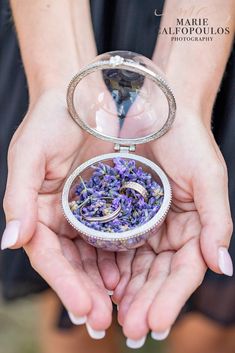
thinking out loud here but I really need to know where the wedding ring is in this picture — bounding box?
[80,197,121,223]
[120,182,148,201]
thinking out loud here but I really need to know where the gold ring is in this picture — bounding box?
[120,181,148,201]
[80,197,121,223]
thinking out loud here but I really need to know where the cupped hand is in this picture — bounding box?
[109,108,233,345]
[113,210,206,344]
[3,83,233,341]
[148,111,233,274]
[121,103,233,274]
[2,89,120,332]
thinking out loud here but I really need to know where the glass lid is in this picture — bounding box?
[67,51,176,145]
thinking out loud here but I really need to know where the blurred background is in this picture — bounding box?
[0,293,39,353]
[0,290,165,353]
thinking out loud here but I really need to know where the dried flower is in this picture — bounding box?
[70,158,164,233]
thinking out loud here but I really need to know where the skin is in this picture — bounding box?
[3,0,235,345]
[3,89,231,336]
[113,109,230,339]
[5,89,120,330]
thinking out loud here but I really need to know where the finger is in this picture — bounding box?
[148,239,206,333]
[97,249,120,291]
[117,245,155,326]
[24,223,92,318]
[194,162,233,275]
[61,236,113,332]
[2,141,45,249]
[122,251,172,340]
[75,238,113,331]
[75,238,105,290]
[37,193,78,240]
[113,249,135,304]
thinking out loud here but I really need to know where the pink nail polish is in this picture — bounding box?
[218,247,233,276]
[1,220,20,250]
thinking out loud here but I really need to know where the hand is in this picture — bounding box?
[108,108,233,346]
[149,111,233,274]
[112,210,206,344]
[2,89,120,333]
[122,102,233,274]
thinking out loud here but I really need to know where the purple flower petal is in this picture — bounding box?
[70,159,164,232]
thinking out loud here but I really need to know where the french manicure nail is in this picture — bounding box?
[107,290,114,296]
[86,323,105,339]
[1,220,20,250]
[218,247,233,276]
[126,336,146,349]
[68,312,87,325]
[151,328,170,341]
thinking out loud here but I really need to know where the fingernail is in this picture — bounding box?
[117,304,119,311]
[151,328,170,341]
[126,336,146,349]
[86,323,105,339]
[1,220,20,250]
[218,247,233,276]
[107,290,114,296]
[68,312,87,325]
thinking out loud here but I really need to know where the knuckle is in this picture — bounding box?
[7,144,16,164]
[97,256,111,266]
[210,162,227,180]
[26,249,37,269]
[120,270,131,279]
[221,163,228,181]
[196,274,204,288]
[28,255,37,270]
[26,251,36,269]
[8,139,23,162]
[8,130,33,164]
[3,191,15,214]
[28,248,46,271]
[225,218,233,237]
[82,257,97,270]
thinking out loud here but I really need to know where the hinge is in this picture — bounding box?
[114,144,136,152]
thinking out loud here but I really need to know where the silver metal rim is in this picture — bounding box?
[67,54,176,145]
[62,153,172,241]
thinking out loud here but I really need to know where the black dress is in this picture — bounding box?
[0,0,235,328]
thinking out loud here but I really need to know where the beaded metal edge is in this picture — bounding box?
[66,54,176,146]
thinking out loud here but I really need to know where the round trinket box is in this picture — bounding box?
[62,51,176,251]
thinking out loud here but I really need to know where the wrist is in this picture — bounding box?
[170,78,214,117]
[169,103,212,133]
[152,54,222,129]
[27,59,79,104]
[160,64,215,131]
[27,49,98,105]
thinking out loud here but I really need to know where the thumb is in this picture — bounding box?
[1,142,45,249]
[194,163,233,276]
